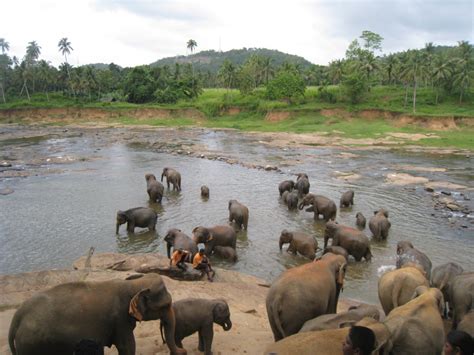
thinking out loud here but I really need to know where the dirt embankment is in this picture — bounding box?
[0,252,360,355]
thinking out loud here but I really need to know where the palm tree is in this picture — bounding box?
[58,37,75,97]
[424,42,435,86]
[453,40,473,103]
[21,41,42,101]
[218,59,236,90]
[261,56,274,84]
[187,39,197,54]
[382,54,398,85]
[0,38,9,54]
[26,41,41,63]
[432,54,452,105]
[402,50,427,113]
[327,60,344,84]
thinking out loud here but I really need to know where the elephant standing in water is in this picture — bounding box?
[396,241,432,280]
[450,272,474,328]
[8,274,185,355]
[282,190,298,210]
[228,199,249,230]
[278,180,295,196]
[161,167,182,191]
[164,228,198,259]
[279,230,318,260]
[266,253,347,340]
[369,208,391,240]
[145,173,164,203]
[192,225,237,255]
[201,185,209,198]
[431,262,464,317]
[298,193,337,222]
[160,298,232,355]
[324,221,372,262]
[339,190,354,208]
[116,207,157,234]
[295,173,310,197]
[355,212,366,229]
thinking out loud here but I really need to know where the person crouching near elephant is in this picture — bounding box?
[193,249,215,282]
[342,325,376,355]
[170,248,192,271]
[444,330,474,355]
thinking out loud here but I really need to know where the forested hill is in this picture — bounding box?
[149,48,314,73]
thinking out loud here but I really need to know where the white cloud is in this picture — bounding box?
[1,0,471,68]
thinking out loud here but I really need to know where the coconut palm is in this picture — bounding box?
[432,54,453,104]
[25,41,41,64]
[453,40,473,103]
[186,39,197,54]
[218,59,236,90]
[401,50,427,113]
[58,37,75,97]
[0,38,9,54]
[327,60,344,84]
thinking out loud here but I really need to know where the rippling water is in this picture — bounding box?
[1,129,473,304]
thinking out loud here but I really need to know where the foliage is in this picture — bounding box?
[266,71,306,102]
[123,66,155,103]
[342,72,367,104]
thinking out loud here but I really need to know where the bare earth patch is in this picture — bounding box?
[385,173,429,185]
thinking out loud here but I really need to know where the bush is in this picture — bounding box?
[318,86,337,103]
[266,71,306,103]
[342,72,368,104]
[123,67,155,103]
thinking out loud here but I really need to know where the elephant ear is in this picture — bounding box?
[129,288,151,321]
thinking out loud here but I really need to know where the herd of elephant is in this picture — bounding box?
[7,167,473,354]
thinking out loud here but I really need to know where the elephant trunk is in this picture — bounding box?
[298,201,304,210]
[167,243,172,258]
[279,240,284,250]
[161,306,185,354]
[161,173,165,182]
[223,319,232,331]
[323,234,330,249]
[115,223,120,234]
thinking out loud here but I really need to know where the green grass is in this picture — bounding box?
[116,116,197,127]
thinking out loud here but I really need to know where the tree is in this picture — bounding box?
[432,54,452,104]
[359,30,383,52]
[218,59,237,90]
[402,50,427,113]
[58,37,75,97]
[342,71,368,104]
[453,40,473,103]
[266,70,306,103]
[21,41,42,101]
[0,38,9,54]
[327,60,344,84]
[382,54,398,85]
[26,41,41,63]
[187,39,197,54]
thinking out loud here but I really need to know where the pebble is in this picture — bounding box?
[441,191,452,196]
[425,187,434,192]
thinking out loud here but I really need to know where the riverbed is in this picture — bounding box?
[0,125,473,304]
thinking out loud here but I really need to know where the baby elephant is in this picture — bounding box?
[355,212,366,229]
[282,190,298,210]
[340,190,354,208]
[116,207,157,234]
[279,230,318,260]
[369,208,391,240]
[160,298,232,355]
[278,180,295,196]
[201,185,210,198]
[145,173,164,203]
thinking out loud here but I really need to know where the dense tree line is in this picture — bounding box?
[0,33,472,109]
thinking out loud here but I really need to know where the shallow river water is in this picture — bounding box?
[1,127,473,304]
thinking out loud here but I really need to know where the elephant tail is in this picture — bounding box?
[8,310,21,355]
[391,279,402,310]
[159,320,166,344]
[270,297,286,339]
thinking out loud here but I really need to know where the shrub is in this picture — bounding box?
[266,71,306,103]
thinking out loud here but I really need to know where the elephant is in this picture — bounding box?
[299,304,380,332]
[278,180,295,196]
[282,190,298,210]
[116,207,157,234]
[192,225,237,255]
[279,229,318,260]
[295,173,310,197]
[8,274,185,355]
[431,262,464,317]
[213,246,238,262]
[323,221,372,262]
[298,193,337,222]
[161,167,182,191]
[369,208,391,240]
[450,272,474,328]
[340,190,354,208]
[458,310,474,337]
[323,246,349,261]
[201,185,209,199]
[145,173,164,203]
[355,212,366,229]
[396,241,432,280]
[378,265,429,315]
[266,253,347,340]
[160,298,232,355]
[228,199,249,230]
[164,228,198,259]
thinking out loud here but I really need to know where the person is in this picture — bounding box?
[444,330,474,355]
[193,248,215,282]
[73,339,104,355]
[342,325,376,355]
[170,248,191,271]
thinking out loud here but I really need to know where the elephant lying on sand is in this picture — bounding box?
[397,240,432,280]
[299,304,380,332]
[116,207,157,234]
[8,274,185,355]
[279,230,318,260]
[160,298,232,355]
[266,253,347,340]
[431,262,464,317]
[369,208,391,240]
[450,272,474,328]
[298,193,337,222]
[378,265,429,315]
[145,173,164,203]
[324,221,372,262]
[161,167,181,191]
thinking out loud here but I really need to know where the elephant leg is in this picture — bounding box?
[176,339,184,349]
[127,222,135,233]
[115,332,136,355]
[200,325,214,355]
[198,330,205,352]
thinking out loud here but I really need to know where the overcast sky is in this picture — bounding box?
[2,0,473,68]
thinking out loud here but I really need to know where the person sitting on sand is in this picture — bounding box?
[170,248,191,271]
[444,330,474,355]
[193,249,215,282]
[342,325,376,355]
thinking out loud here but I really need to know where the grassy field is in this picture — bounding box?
[1,86,473,149]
